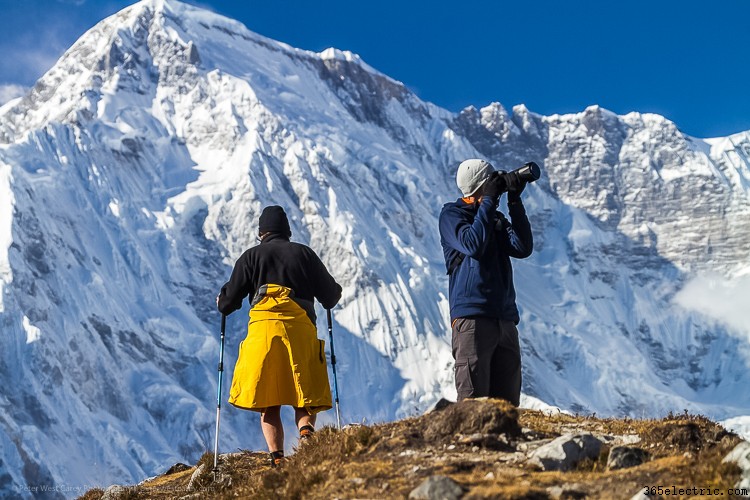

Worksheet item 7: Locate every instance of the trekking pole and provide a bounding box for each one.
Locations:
[326,309,342,430]
[212,315,226,478]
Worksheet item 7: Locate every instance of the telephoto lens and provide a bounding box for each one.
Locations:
[512,162,541,183]
[503,161,541,191]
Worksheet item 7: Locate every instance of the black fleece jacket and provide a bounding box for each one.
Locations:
[217,233,342,316]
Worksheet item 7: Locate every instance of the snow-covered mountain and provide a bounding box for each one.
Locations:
[1,0,748,496]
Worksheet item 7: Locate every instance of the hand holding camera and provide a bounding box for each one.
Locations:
[482,161,541,203]
[483,171,508,201]
[501,162,541,203]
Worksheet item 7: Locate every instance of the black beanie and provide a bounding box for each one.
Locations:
[258,205,291,237]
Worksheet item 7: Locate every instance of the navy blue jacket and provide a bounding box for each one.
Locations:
[439,196,533,322]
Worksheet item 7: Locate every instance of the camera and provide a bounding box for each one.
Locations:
[501,162,541,190]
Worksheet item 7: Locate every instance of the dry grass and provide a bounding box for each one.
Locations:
[76,489,105,500]
[78,400,746,500]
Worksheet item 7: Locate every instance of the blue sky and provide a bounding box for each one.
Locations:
[1,0,749,138]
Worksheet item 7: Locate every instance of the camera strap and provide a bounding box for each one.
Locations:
[446,253,465,275]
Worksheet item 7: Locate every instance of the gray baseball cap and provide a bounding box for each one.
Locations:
[456,159,495,197]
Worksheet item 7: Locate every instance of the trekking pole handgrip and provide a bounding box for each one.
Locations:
[326,309,335,356]
[218,315,226,373]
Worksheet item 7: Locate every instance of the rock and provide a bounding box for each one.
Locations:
[409,475,465,499]
[457,434,483,445]
[521,427,548,441]
[723,440,750,469]
[615,434,642,446]
[101,485,129,500]
[528,434,603,471]
[428,398,455,413]
[607,446,648,470]
[547,486,564,498]
[164,462,191,475]
[187,463,206,492]
[457,433,509,449]
[722,441,750,489]
[629,490,650,500]
[424,399,520,443]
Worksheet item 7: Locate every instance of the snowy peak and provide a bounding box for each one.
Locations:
[0,0,433,152]
[704,131,750,196]
[0,0,168,141]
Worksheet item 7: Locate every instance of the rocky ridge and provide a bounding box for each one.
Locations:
[81,399,749,499]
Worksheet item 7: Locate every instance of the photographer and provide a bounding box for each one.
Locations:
[438,159,536,405]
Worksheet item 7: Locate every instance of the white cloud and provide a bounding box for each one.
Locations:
[675,271,750,340]
[0,84,26,105]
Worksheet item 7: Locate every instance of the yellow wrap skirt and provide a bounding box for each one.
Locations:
[229,284,332,414]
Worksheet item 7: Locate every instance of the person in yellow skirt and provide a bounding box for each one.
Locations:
[216,205,342,466]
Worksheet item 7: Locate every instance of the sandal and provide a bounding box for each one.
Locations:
[268,450,285,467]
[299,424,315,441]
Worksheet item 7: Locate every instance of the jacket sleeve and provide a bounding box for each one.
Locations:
[496,201,533,259]
[439,197,496,259]
[217,251,254,315]
[309,250,342,310]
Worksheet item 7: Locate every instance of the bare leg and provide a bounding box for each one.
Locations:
[260,406,283,452]
[294,407,316,431]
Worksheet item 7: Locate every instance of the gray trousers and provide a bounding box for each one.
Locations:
[451,317,521,406]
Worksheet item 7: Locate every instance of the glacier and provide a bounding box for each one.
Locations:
[0,0,749,496]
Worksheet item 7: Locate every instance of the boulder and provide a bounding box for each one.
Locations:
[606,446,648,470]
[101,485,129,500]
[424,399,520,443]
[187,463,206,492]
[722,441,750,489]
[409,475,464,500]
[164,463,191,475]
[528,434,603,471]
[427,398,455,414]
